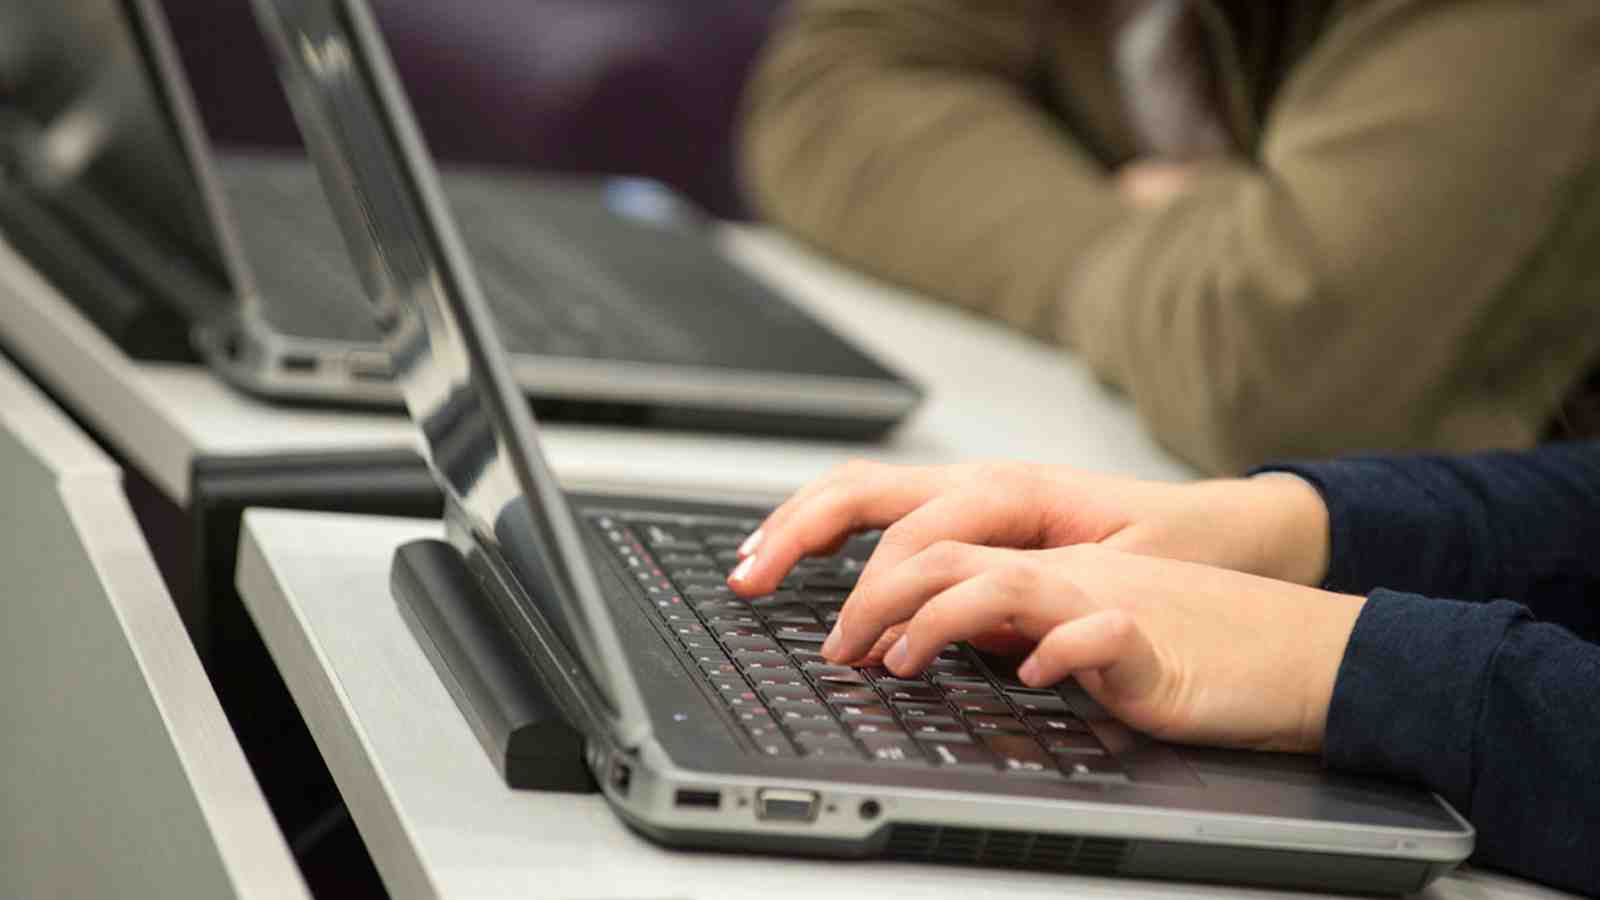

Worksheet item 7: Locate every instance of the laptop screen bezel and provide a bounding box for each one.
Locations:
[246,0,654,748]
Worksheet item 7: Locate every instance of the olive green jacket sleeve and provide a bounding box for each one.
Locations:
[740,0,1600,474]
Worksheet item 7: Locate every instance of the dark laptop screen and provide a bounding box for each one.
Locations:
[0,0,235,295]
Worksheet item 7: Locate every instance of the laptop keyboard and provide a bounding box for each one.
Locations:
[593,513,1129,784]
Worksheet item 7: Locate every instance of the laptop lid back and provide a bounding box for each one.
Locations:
[247,0,653,747]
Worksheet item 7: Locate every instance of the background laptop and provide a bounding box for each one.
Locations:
[251,0,1475,892]
[0,0,921,440]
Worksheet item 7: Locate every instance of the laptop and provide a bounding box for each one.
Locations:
[0,0,921,440]
[249,0,1475,891]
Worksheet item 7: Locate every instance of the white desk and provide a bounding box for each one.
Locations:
[235,509,1575,900]
[0,225,1191,509]
[0,354,308,899]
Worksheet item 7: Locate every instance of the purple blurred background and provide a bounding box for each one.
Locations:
[159,0,786,219]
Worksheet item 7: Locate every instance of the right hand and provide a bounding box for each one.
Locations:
[728,460,1331,598]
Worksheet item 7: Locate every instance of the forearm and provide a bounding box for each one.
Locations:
[740,0,1124,338]
[1325,591,1600,896]
[1262,442,1600,637]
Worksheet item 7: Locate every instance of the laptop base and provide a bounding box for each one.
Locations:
[391,538,596,793]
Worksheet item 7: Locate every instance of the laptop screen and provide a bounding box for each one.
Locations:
[247,0,652,745]
[0,0,245,313]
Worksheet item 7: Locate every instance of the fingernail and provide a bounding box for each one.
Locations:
[883,635,910,673]
[820,628,842,660]
[728,556,756,585]
[1017,656,1042,687]
[737,528,765,558]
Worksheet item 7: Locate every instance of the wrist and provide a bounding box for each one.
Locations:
[1243,473,1331,586]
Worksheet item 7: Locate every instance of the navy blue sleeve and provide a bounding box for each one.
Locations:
[1325,590,1600,896]
[1257,440,1600,642]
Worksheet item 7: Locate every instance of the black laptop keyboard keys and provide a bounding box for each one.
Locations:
[596,512,1133,779]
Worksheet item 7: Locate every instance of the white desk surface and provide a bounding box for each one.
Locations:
[0,226,1191,508]
[235,509,1573,900]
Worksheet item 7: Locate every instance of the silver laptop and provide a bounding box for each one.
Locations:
[0,0,920,440]
[248,0,1475,891]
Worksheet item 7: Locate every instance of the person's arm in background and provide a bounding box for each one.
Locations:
[1261,440,1600,641]
[742,0,1600,474]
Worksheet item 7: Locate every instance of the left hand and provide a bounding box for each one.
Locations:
[1116,159,1204,209]
[822,542,1365,754]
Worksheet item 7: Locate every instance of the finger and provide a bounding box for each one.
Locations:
[1015,610,1145,688]
[967,625,1036,659]
[847,484,1052,602]
[850,623,907,667]
[882,564,1095,677]
[728,462,949,595]
[823,541,1006,664]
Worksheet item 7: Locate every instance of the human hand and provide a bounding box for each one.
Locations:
[727,461,1330,600]
[826,542,1364,754]
[1116,159,1204,209]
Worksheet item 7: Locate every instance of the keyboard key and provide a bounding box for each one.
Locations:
[981,735,1057,776]
[699,662,739,678]
[760,606,817,623]
[659,552,714,568]
[925,741,994,769]
[908,723,973,742]
[671,624,707,639]
[714,549,741,567]
[878,683,942,703]
[926,659,981,678]
[951,698,1011,716]
[933,676,994,693]
[967,714,1029,734]
[638,523,704,553]
[1005,692,1070,715]
[836,705,896,724]
[686,598,744,615]
[1064,757,1130,784]
[709,676,748,695]
[689,650,732,669]
[685,585,736,602]
[747,668,807,688]
[724,694,765,712]
[706,615,762,630]
[789,649,828,667]
[796,736,864,755]
[734,708,775,726]
[861,735,926,765]
[777,707,835,726]
[1043,734,1108,756]
[699,530,748,549]
[670,568,728,584]
[786,720,847,739]
[1028,715,1093,735]
[732,651,792,671]
[848,721,906,738]
[806,665,867,685]
[803,572,860,591]
[754,739,797,759]
[715,627,770,641]
[722,635,781,654]
[821,687,878,706]
[893,703,959,726]
[772,624,830,643]
[759,684,822,703]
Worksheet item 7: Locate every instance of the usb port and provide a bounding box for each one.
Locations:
[674,789,721,811]
[756,789,818,822]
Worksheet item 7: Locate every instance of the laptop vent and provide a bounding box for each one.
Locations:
[883,824,1129,875]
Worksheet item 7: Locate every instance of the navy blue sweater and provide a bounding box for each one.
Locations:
[1264,442,1600,897]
